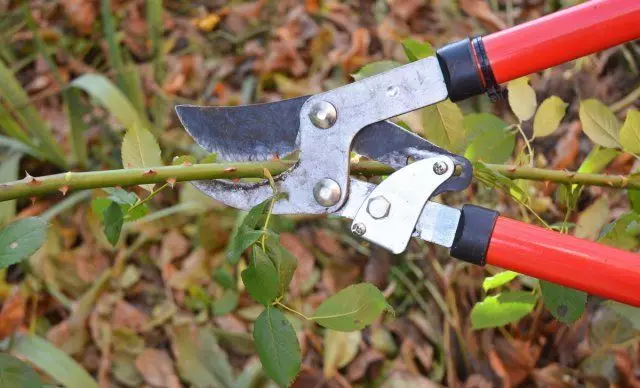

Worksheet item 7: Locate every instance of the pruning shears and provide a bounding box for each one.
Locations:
[176,0,640,307]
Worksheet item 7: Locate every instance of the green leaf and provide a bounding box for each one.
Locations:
[604,301,640,331]
[597,212,640,250]
[211,289,239,316]
[533,96,567,137]
[628,190,640,214]
[351,61,401,81]
[265,236,297,298]
[226,197,274,264]
[121,125,163,192]
[464,113,515,164]
[507,77,537,122]
[241,248,279,306]
[0,353,41,388]
[227,230,263,265]
[482,271,519,291]
[312,283,393,332]
[579,99,621,148]
[213,268,236,290]
[471,291,537,330]
[253,307,301,387]
[104,187,138,206]
[0,217,47,269]
[473,162,529,205]
[8,334,98,388]
[71,74,145,130]
[200,153,218,164]
[172,155,198,165]
[421,100,465,152]
[540,281,586,324]
[619,109,640,154]
[575,197,610,240]
[561,147,619,206]
[402,39,434,61]
[103,202,124,246]
[580,147,619,174]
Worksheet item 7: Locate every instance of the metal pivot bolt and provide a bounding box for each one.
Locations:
[367,196,391,219]
[433,161,449,175]
[352,223,366,236]
[309,101,337,129]
[313,178,341,207]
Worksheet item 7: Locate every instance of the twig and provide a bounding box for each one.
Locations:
[0,161,639,203]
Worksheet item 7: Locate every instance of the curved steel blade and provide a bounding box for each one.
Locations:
[175,96,309,161]
[176,97,472,192]
[181,117,471,209]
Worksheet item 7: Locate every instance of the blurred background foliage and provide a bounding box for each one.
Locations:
[0,0,639,387]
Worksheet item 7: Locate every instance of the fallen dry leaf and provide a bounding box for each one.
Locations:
[111,300,150,333]
[135,348,182,388]
[60,0,96,35]
[346,348,384,382]
[459,0,507,31]
[0,287,25,340]
[280,233,315,297]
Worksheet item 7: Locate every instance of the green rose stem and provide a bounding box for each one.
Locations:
[0,161,638,203]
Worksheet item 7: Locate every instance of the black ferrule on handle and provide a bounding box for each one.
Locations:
[436,37,504,102]
[450,205,499,266]
[436,38,485,102]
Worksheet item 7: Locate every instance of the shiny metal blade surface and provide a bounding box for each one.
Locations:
[175,96,309,161]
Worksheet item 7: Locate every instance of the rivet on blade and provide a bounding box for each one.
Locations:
[352,222,366,236]
[433,161,448,175]
[313,178,341,207]
[309,101,337,129]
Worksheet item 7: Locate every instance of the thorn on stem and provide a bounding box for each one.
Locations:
[59,185,69,196]
[166,178,177,188]
[26,173,42,186]
[224,167,237,173]
[143,169,157,176]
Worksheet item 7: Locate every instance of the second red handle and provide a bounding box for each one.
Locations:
[486,217,640,307]
[482,0,640,84]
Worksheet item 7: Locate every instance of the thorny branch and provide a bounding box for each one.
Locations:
[0,160,638,202]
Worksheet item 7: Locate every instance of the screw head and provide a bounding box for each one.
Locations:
[367,196,391,219]
[309,101,337,129]
[433,161,448,175]
[313,178,341,207]
[352,222,366,236]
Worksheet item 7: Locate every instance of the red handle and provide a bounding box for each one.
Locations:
[482,0,640,84]
[486,217,640,307]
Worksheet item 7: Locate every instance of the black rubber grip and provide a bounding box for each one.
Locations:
[450,205,499,266]
[436,38,485,102]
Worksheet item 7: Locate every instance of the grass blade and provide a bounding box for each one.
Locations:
[100,0,147,119]
[71,74,146,130]
[0,59,67,167]
[27,9,89,168]
[8,334,99,388]
[65,89,89,168]
[147,0,168,131]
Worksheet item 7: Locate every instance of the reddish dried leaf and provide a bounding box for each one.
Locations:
[135,349,182,388]
[61,0,97,35]
[111,300,150,333]
[280,233,315,297]
[0,288,25,340]
[459,0,507,31]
